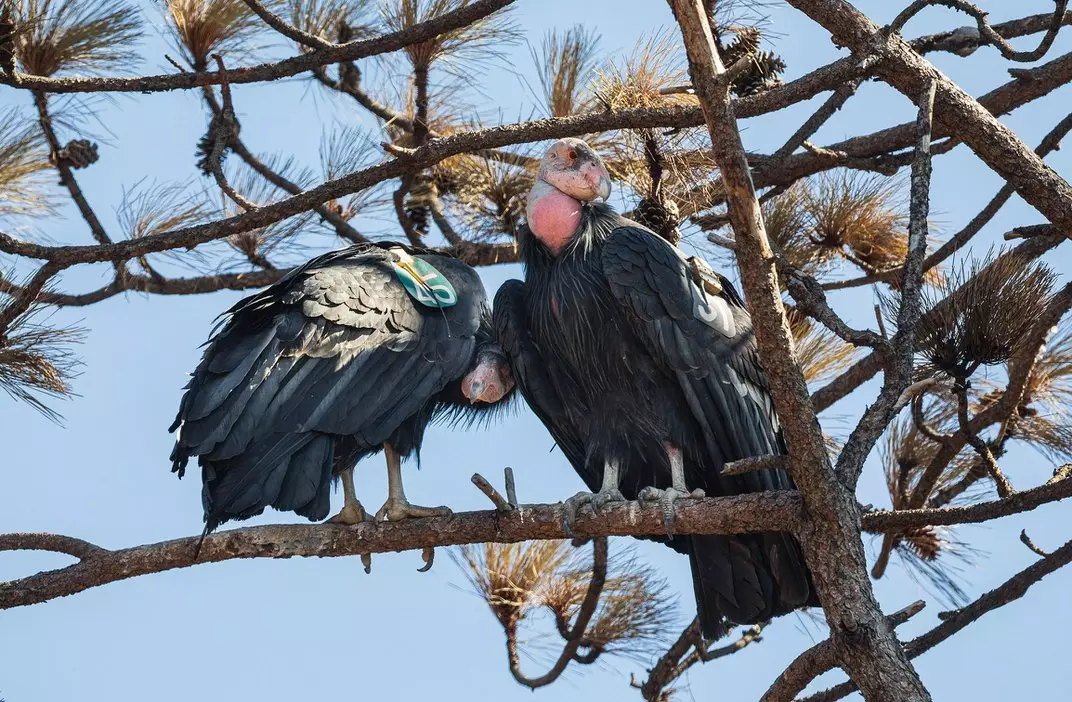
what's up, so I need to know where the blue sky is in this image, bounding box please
[2,1,1071,700]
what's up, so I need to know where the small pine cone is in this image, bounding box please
[195,112,240,175]
[405,206,431,236]
[57,139,99,169]
[0,3,14,74]
[904,525,941,561]
[633,197,681,246]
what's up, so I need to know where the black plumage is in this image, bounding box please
[170,241,504,535]
[497,203,818,638]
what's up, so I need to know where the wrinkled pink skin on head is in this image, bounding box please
[527,184,582,256]
[527,138,612,256]
[461,358,515,404]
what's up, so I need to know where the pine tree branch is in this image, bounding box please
[891,1,1069,63]
[801,535,1072,702]
[833,77,936,488]
[760,600,926,702]
[668,2,930,699]
[822,111,1072,292]
[0,494,800,611]
[0,0,519,94]
[507,537,608,689]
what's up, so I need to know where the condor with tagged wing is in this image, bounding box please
[170,242,513,539]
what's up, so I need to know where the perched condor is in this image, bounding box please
[495,137,818,638]
[170,241,514,538]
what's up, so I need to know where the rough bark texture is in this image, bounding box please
[0,493,799,609]
[668,1,931,699]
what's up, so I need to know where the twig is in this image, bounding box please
[1020,529,1050,557]
[0,533,107,560]
[774,78,862,158]
[0,261,62,336]
[242,0,333,51]
[874,303,888,340]
[507,537,608,688]
[1005,223,1059,240]
[471,473,514,513]
[504,467,518,509]
[206,55,259,213]
[722,455,788,476]
[784,266,888,348]
[911,393,953,443]
[954,383,1015,498]
[891,1,1069,63]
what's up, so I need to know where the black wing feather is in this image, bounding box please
[171,245,481,531]
[601,225,815,633]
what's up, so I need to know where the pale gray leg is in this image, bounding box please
[374,444,452,521]
[639,443,705,536]
[327,468,373,525]
[562,458,626,534]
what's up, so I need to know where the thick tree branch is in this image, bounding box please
[761,600,926,702]
[0,493,799,610]
[802,535,1072,702]
[668,2,931,699]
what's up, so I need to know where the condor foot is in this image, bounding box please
[375,497,452,522]
[638,486,705,537]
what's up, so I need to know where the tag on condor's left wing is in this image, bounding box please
[389,248,458,308]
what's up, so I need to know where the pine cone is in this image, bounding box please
[713,25,787,97]
[904,525,941,561]
[57,139,99,169]
[633,197,681,245]
[195,112,240,175]
[404,175,436,237]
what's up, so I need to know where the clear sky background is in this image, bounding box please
[2,1,1071,700]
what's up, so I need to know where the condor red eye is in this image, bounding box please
[567,149,577,160]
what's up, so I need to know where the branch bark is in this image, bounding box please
[0,493,799,610]
[802,535,1072,702]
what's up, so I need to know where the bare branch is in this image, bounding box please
[803,536,1072,702]
[891,1,1069,63]
[508,537,608,688]
[0,493,800,610]
[761,600,926,702]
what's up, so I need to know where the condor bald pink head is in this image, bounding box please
[526,138,612,255]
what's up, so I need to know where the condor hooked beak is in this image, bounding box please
[579,160,612,203]
[595,172,612,202]
[466,378,485,404]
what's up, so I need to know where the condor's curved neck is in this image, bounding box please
[526,180,582,256]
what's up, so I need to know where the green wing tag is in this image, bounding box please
[390,248,458,308]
